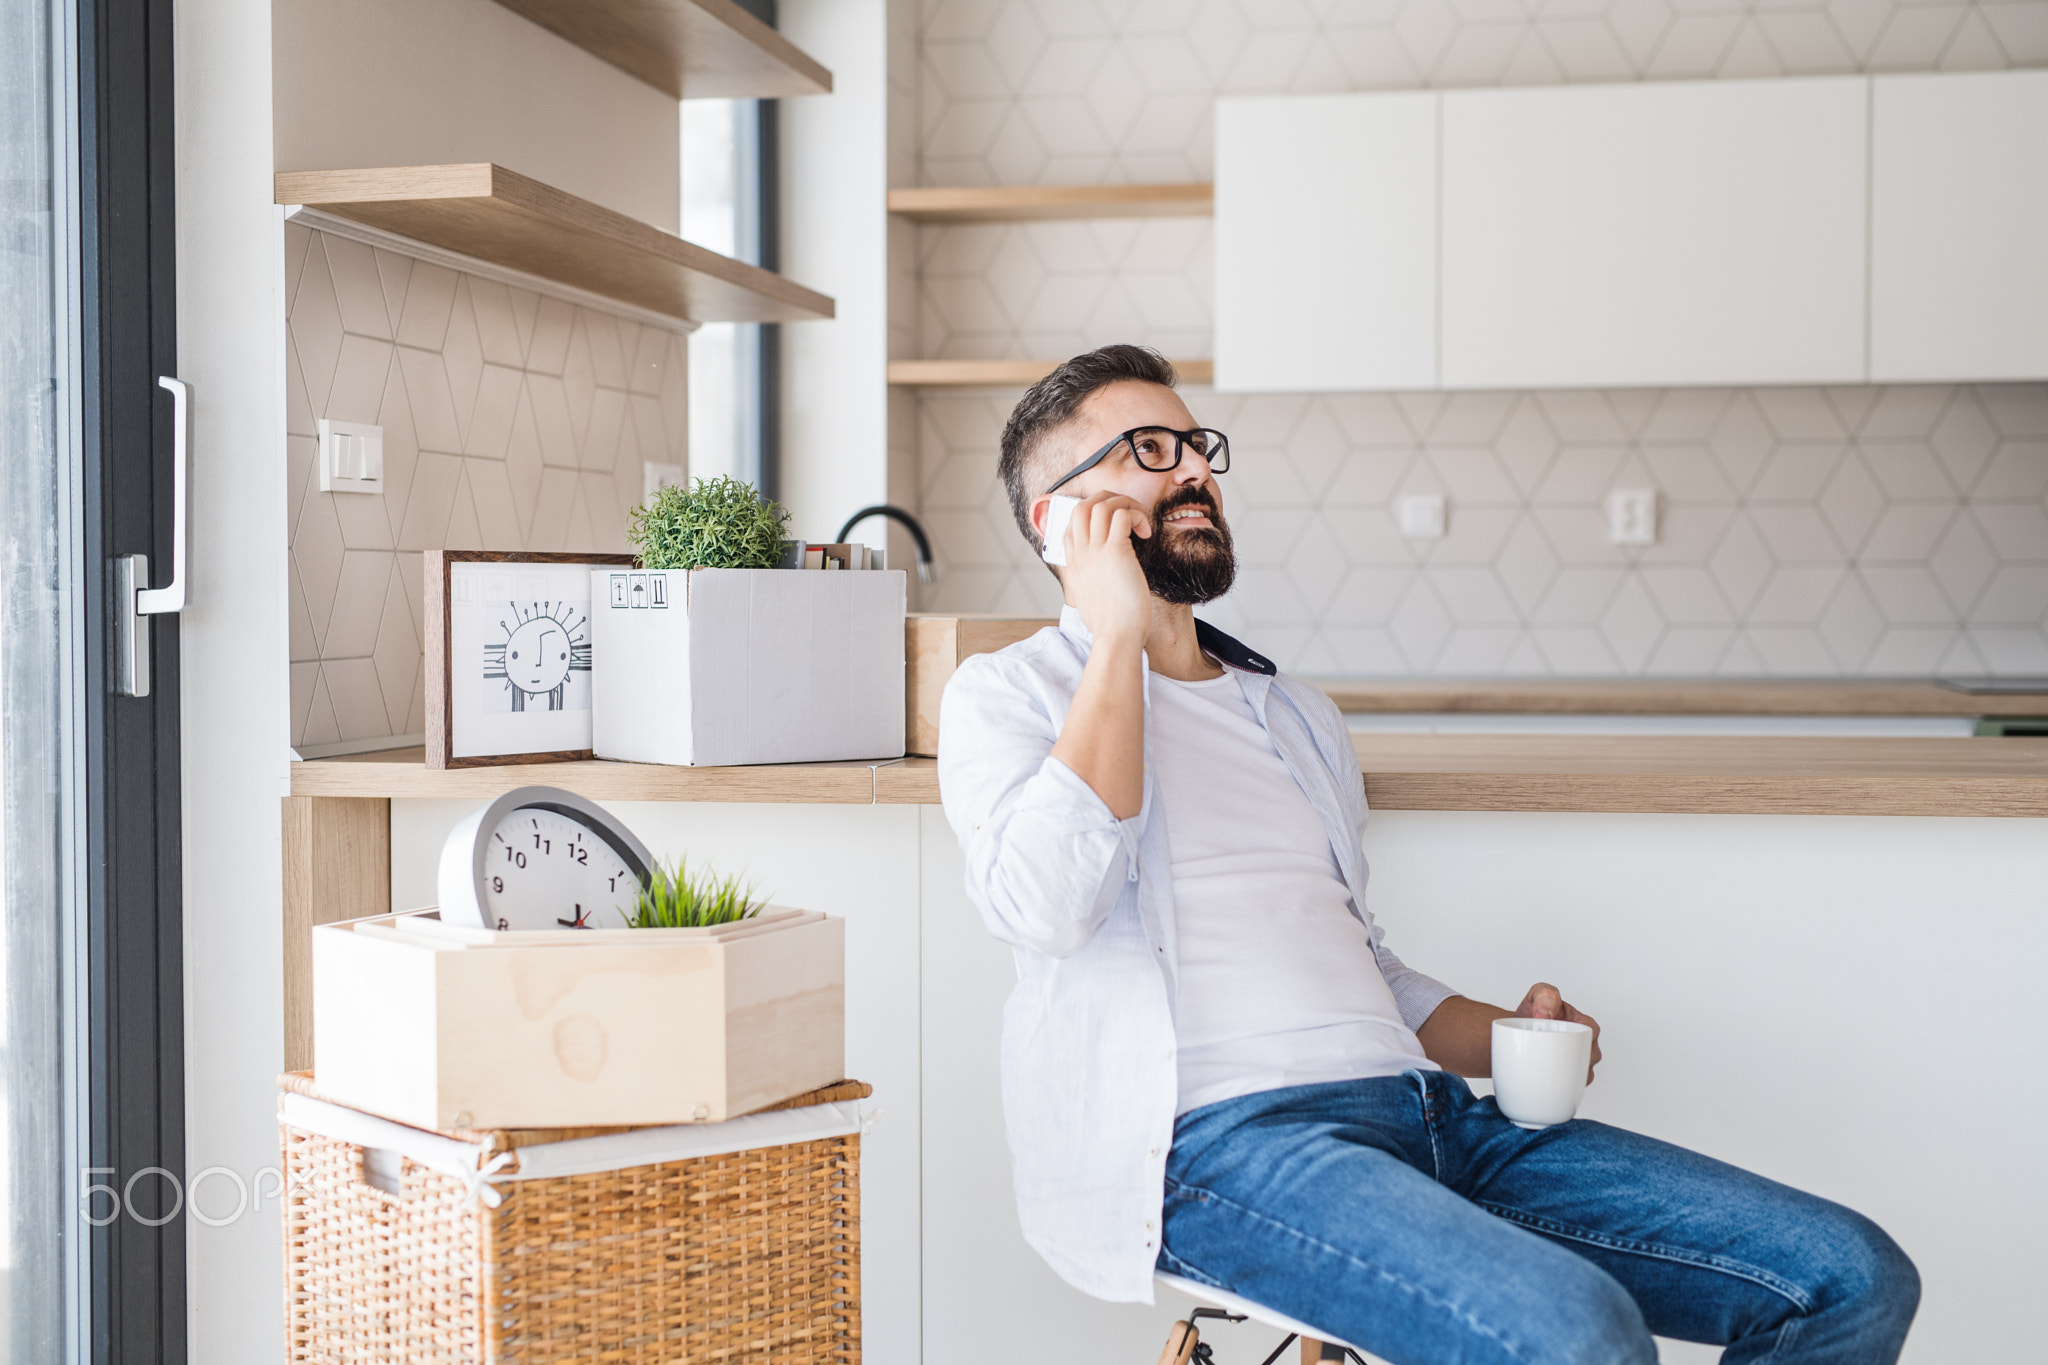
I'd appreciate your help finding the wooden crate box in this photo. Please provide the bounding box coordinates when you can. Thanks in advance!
[312,908,844,1131]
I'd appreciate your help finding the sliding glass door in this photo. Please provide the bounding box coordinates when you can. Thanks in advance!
[2,0,86,1356]
[3,0,184,1359]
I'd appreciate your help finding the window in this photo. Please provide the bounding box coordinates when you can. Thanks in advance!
[682,99,742,485]
[680,3,779,500]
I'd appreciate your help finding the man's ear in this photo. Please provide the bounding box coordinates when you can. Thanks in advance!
[1028,495,1052,538]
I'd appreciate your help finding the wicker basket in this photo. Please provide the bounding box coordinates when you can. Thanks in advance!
[280,1072,867,1364]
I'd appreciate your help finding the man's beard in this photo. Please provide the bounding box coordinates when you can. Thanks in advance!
[1133,486,1236,605]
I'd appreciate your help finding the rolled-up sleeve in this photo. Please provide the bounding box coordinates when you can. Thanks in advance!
[939,653,1138,957]
[1370,937,1459,1033]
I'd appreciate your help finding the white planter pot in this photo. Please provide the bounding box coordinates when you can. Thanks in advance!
[590,567,905,766]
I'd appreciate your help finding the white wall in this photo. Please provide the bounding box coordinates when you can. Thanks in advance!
[186,0,688,1353]
[176,0,285,1358]
[282,223,686,755]
[778,0,893,544]
[271,0,680,232]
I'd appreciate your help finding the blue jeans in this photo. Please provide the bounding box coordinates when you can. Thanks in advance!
[1157,1071,1918,1365]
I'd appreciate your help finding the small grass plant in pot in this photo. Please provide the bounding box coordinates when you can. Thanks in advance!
[627,475,789,570]
[620,856,765,929]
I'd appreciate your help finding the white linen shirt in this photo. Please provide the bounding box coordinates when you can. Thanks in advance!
[937,606,1458,1304]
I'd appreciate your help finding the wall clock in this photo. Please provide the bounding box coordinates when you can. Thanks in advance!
[437,785,654,931]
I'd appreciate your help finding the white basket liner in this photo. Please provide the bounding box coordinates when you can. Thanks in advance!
[282,1092,870,1198]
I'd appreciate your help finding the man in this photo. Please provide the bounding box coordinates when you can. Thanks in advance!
[937,345,1918,1365]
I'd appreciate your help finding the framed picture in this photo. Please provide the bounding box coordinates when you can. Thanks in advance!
[424,550,636,769]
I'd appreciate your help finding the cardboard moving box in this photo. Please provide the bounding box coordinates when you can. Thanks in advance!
[593,566,906,766]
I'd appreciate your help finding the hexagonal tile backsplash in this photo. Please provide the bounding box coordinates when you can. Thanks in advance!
[287,223,684,750]
[908,0,2048,676]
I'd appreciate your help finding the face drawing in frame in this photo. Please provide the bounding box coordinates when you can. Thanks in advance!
[482,601,591,712]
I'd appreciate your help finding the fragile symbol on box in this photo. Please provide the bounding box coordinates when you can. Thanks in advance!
[609,574,629,608]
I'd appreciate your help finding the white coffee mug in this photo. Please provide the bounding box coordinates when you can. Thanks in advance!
[1491,1018,1593,1130]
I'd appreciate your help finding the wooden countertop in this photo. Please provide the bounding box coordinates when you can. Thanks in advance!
[1347,734,2048,816]
[296,738,2048,817]
[1317,679,2048,716]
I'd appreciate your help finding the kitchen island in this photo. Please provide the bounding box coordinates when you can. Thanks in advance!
[289,715,2048,1365]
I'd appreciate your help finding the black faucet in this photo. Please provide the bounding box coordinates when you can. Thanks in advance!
[835,504,936,584]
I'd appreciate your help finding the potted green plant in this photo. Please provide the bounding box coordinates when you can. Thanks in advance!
[620,856,765,929]
[627,475,790,571]
[591,477,905,766]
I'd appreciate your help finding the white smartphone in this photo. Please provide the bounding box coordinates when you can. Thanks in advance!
[1040,494,1081,566]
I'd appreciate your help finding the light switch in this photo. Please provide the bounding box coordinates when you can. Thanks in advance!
[1606,489,1657,545]
[1398,494,1446,539]
[643,462,686,499]
[317,418,383,495]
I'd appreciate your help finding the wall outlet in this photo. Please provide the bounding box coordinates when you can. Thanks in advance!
[643,462,686,499]
[1398,494,1446,539]
[1606,488,1657,545]
[317,419,383,494]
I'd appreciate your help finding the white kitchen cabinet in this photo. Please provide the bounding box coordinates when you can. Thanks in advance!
[1214,92,1439,393]
[1439,78,1869,390]
[1870,70,2048,384]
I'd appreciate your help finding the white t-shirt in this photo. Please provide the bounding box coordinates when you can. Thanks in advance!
[1150,668,1434,1115]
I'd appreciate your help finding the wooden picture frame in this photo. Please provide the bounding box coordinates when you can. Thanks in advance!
[424,550,636,770]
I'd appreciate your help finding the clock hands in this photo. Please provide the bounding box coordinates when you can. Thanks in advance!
[557,903,592,930]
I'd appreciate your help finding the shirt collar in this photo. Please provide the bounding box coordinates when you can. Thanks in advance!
[1055,606,1277,678]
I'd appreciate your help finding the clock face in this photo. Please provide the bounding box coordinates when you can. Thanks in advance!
[438,786,655,933]
[479,804,645,931]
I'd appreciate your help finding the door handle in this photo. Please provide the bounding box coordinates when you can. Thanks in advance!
[114,376,190,697]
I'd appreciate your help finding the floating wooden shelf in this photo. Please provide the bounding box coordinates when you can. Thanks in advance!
[291,749,898,804]
[276,164,833,325]
[887,183,1213,222]
[888,358,1214,387]
[488,0,830,99]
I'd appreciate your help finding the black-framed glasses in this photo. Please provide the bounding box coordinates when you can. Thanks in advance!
[1044,426,1231,496]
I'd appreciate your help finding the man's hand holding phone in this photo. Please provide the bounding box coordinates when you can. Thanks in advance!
[1042,490,1154,649]
[1039,489,1155,819]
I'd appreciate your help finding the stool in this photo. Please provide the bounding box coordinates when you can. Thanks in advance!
[1154,1273,1384,1365]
